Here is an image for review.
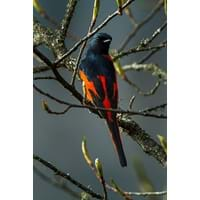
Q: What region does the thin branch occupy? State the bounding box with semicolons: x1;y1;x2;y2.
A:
124;6;137;27
140;103;167;113
118;0;164;51
125;190;167;197
43;105;72;115
33;76;57;80
33;84;70;106
33;166;80;199
139;21;167;47
33;155;104;199
123;63;167;83
138;40;166;64
128;95;136;110
113;41;166;60
125;78;161;96
54;0;136;66
33;65;52;73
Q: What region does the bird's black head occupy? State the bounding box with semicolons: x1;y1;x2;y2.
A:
87;33;112;55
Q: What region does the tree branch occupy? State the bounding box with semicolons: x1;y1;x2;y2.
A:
118;114;167;167
123;63;167;83
33;155;104;199
113;41;166;60
33;166;80;199
138;40;166;64
56;0;78;42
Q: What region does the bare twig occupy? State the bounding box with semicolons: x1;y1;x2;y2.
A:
126;190;167;197
33;166;80;199
138;40;166;64
119;0;164;51
140;103;167;113
123;63;167;83
124;5;137;27
128;95;136;110
33;65;53;73
124;77;161;96
33;84;70;106
113;41;166;60
33;76;57;80
33;155;104;199
139;21;167;47
111;179;132;200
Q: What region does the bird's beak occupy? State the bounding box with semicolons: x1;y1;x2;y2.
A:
103;39;111;43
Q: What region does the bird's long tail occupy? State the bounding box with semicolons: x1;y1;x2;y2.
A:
106;118;127;167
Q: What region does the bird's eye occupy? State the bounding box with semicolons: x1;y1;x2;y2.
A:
103;39;111;43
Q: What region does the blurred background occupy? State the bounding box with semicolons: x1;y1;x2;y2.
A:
33;0;167;199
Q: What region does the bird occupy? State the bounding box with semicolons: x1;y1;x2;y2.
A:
79;32;127;167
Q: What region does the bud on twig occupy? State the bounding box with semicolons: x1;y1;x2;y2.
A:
157;134;167;154
116;0;123;15
95;158;103;178
81;137;94;167
33;0;45;15
92;0;100;24
41;100;50;112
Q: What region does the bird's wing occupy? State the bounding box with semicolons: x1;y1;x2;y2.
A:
79;55;118;120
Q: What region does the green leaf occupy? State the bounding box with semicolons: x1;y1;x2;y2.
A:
41;100;50;112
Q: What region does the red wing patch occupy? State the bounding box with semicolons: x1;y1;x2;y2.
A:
79;70;99;103
113;82;118;99
97;75;113;121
